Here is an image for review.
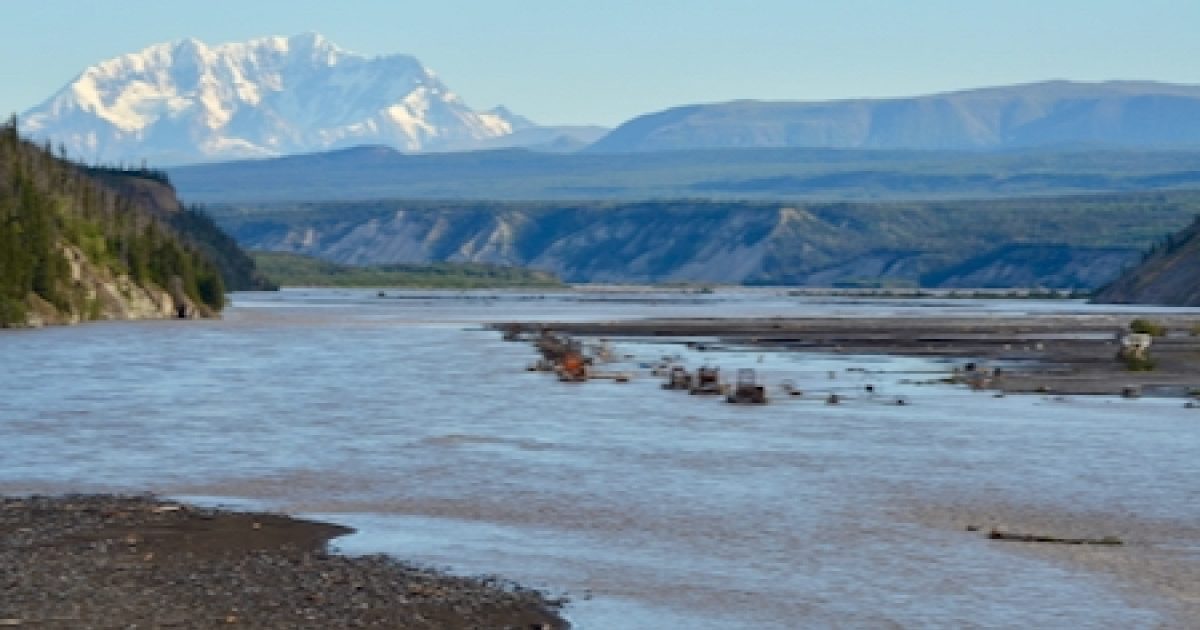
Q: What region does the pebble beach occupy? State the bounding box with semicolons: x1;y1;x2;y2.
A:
0;495;568;629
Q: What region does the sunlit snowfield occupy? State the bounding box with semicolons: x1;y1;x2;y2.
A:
3;289;1200;628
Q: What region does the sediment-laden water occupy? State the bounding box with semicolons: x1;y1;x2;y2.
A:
3;289;1199;628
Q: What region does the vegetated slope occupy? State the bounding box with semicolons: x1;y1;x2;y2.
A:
0;118;268;327
206;192;1200;288
252;251;563;288
587;81;1200;153
168;144;1200;204
1092;216;1200;305
85;168;274;292
19;33;597;165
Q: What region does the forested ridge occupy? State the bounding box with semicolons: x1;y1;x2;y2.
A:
0;117;265;327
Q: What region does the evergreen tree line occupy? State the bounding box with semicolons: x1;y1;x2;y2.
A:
83;164;171;186
0;116;227;326
1136;214;1200;263
167;203;277;292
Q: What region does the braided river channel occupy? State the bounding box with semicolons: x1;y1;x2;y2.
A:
4;289;1200;628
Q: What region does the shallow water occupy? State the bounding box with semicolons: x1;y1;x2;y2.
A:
3;289;1199;627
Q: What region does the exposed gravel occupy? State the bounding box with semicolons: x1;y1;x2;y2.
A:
0;494;567;629
495;315;1200;396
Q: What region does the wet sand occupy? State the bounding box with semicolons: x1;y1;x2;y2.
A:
495;314;1200;396
0;494;567;629
897;498;1200;624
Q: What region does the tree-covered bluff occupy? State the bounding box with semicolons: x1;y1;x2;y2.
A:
0;118;271;327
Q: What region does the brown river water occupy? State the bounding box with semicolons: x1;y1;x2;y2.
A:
3;289;1200;628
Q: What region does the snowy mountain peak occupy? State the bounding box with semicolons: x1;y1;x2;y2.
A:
279;32;345;64
20;34;531;165
288;31;331;48
487;106;536;130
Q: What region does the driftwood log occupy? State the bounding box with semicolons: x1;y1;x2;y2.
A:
985;528;1123;545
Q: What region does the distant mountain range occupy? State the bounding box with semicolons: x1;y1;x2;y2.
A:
169;144;1200;204
587;81;1200;152
17;34;1200;166
19;33;604;165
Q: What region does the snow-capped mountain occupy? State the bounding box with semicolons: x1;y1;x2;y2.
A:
20;33;533;165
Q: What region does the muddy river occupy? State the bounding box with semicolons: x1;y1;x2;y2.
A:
3;289;1199;627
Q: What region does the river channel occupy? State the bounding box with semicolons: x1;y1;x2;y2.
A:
3;289;1199;628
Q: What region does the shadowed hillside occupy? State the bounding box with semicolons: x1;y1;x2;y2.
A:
1093;217;1200;305
0;117;271;327
169;144;1200;204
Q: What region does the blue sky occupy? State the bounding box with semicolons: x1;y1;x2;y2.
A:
2;0;1197;126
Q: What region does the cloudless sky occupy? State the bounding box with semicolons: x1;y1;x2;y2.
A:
2;0;1197;126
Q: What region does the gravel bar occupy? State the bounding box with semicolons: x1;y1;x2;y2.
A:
493;315;1200;396
0;494;568;629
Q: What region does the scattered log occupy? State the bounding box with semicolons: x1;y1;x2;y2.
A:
986;528;1123;545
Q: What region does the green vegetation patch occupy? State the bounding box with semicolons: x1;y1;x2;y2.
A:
1129;318;1168;337
251;251;565;289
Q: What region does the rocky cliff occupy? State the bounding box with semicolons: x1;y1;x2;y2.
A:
24;244;199;326
1092;217;1200;305
210;194;1200;288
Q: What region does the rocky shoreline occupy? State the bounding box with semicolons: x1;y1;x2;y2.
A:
0;495;567;629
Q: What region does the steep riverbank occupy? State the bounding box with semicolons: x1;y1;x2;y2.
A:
0;495;567;629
